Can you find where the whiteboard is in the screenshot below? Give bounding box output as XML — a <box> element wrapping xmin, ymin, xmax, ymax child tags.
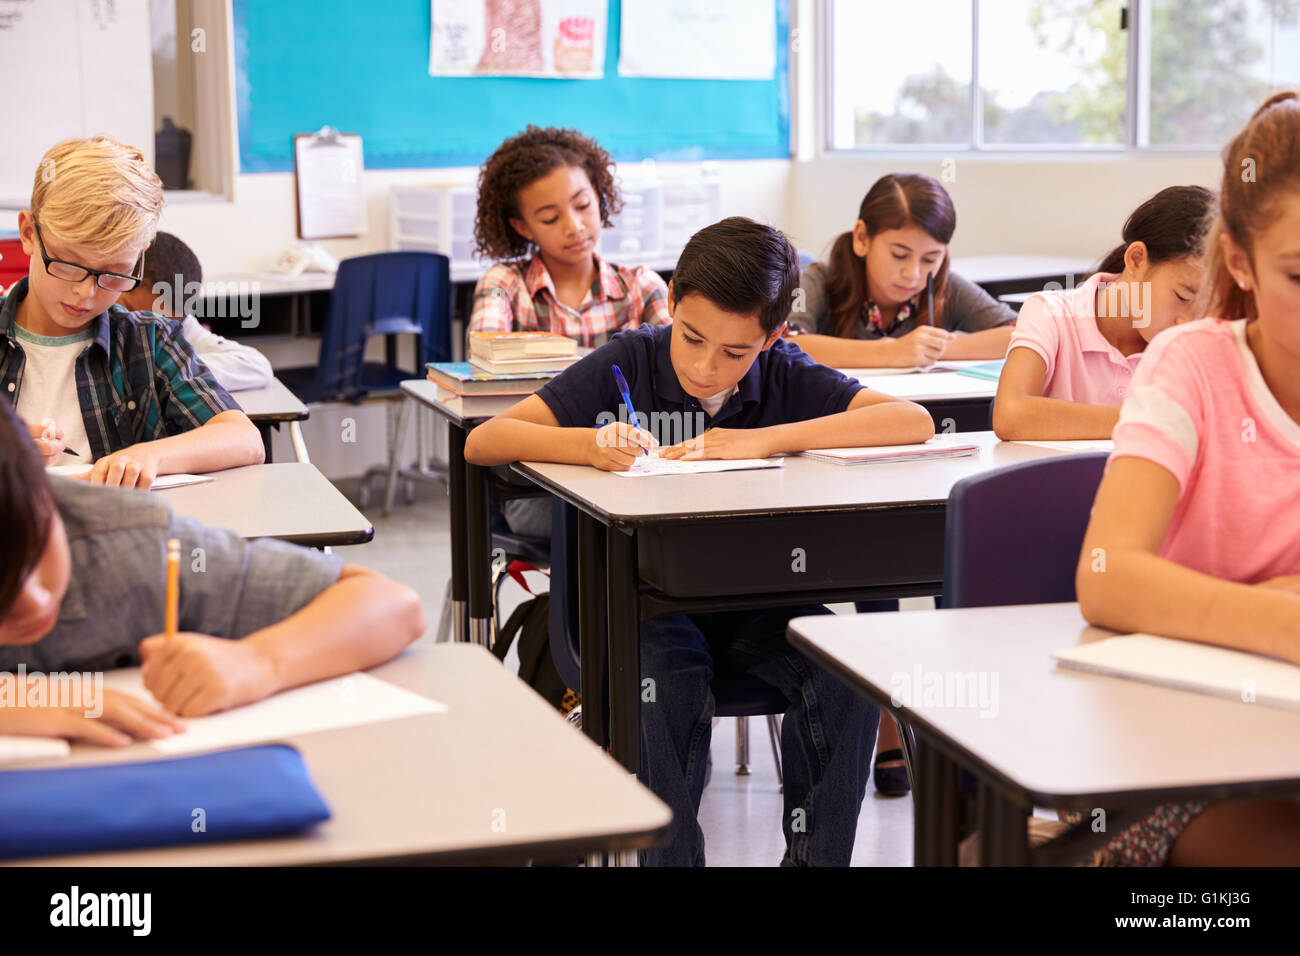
<box><xmin>618</xmin><ymin>0</ymin><xmax>776</xmax><ymax>80</ymax></box>
<box><xmin>0</xmin><ymin>0</ymin><xmax>154</xmax><ymax>207</ymax></box>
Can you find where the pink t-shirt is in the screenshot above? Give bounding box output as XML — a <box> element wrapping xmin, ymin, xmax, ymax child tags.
<box><xmin>1008</xmin><ymin>272</ymin><xmax>1143</xmax><ymax>405</ymax></box>
<box><xmin>1110</xmin><ymin>318</ymin><xmax>1300</xmax><ymax>583</ymax></box>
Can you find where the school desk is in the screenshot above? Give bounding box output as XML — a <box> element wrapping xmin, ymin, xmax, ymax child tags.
<box><xmin>3</xmin><ymin>643</ymin><xmax>672</xmax><ymax>866</ymax></box>
<box><xmin>511</xmin><ymin>433</ymin><xmax>1087</xmax><ymax>792</ymax></box>
<box><xmin>232</xmin><ymin>376</ymin><xmax>311</xmax><ymax>463</ymax></box>
<box><xmin>395</xmin><ymin>378</ymin><xmax>541</xmax><ymax>647</ymax></box>
<box><xmin>848</xmin><ymin>367</ymin><xmax>1000</xmax><ymax>432</ymax></box>
<box><xmin>163</xmin><ymin>462</ymin><xmax>373</xmax><ymax>548</ymax></box>
<box><xmin>787</xmin><ymin>602</ymin><xmax>1300</xmax><ymax>866</ymax></box>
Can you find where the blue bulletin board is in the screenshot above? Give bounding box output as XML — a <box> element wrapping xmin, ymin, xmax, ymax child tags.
<box><xmin>233</xmin><ymin>0</ymin><xmax>790</xmax><ymax>172</ymax></box>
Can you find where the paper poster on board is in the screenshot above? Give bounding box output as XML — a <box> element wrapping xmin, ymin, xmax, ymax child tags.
<box><xmin>618</xmin><ymin>0</ymin><xmax>776</xmax><ymax>80</ymax></box>
<box><xmin>430</xmin><ymin>0</ymin><xmax>606</xmax><ymax>78</ymax></box>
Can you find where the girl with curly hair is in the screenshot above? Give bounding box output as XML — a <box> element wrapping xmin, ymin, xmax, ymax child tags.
<box><xmin>469</xmin><ymin>125</ymin><xmax>670</xmax><ymax>350</ymax></box>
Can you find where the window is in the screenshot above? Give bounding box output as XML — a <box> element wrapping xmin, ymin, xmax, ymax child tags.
<box><xmin>1142</xmin><ymin>0</ymin><xmax>1300</xmax><ymax>148</ymax></box>
<box><xmin>150</xmin><ymin>0</ymin><xmax>234</xmax><ymax>196</ymax></box>
<box><xmin>826</xmin><ymin>0</ymin><xmax>1300</xmax><ymax>153</ymax></box>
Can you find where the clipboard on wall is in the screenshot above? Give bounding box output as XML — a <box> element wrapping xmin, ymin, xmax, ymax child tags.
<box><xmin>292</xmin><ymin>127</ymin><xmax>366</xmax><ymax>239</ymax></box>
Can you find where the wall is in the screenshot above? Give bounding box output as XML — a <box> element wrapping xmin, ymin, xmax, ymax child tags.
<box><xmin>783</xmin><ymin>153</ymin><xmax>1223</xmax><ymax>264</ymax></box>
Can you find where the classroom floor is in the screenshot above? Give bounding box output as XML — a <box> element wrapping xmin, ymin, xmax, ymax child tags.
<box><xmin>334</xmin><ymin>491</ymin><xmax>916</xmax><ymax>867</ymax></box>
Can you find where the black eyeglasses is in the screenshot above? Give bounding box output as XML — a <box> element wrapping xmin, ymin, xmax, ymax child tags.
<box><xmin>31</xmin><ymin>219</ymin><xmax>144</xmax><ymax>293</ymax></box>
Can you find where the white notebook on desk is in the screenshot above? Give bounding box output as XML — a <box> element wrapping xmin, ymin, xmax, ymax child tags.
<box><xmin>99</xmin><ymin>669</ymin><xmax>445</xmax><ymax>755</ymax></box>
<box><xmin>613</xmin><ymin>451</ymin><xmax>783</xmax><ymax>478</ymax></box>
<box><xmin>1012</xmin><ymin>440</ymin><xmax>1114</xmax><ymax>453</ymax></box>
<box><xmin>0</xmin><ymin>736</ymin><xmax>71</xmax><ymax>767</ymax></box>
<box><xmin>1053</xmin><ymin>634</ymin><xmax>1300</xmax><ymax>712</ymax></box>
<box><xmin>800</xmin><ymin>440</ymin><xmax>980</xmax><ymax>465</ymax></box>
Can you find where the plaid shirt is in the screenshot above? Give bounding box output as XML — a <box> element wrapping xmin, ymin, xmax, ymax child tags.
<box><xmin>0</xmin><ymin>278</ymin><xmax>237</xmax><ymax>461</ymax></box>
<box><xmin>469</xmin><ymin>253</ymin><xmax>670</xmax><ymax>348</ymax></box>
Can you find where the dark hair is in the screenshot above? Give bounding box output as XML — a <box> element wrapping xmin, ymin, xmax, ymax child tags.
<box><xmin>0</xmin><ymin>396</ymin><xmax>55</xmax><ymax>619</ymax></box>
<box><xmin>671</xmin><ymin>217</ymin><xmax>800</xmax><ymax>336</ymax></box>
<box><xmin>824</xmin><ymin>174</ymin><xmax>956</xmax><ymax>339</ymax></box>
<box><xmin>141</xmin><ymin>231</ymin><xmax>203</xmax><ymax>290</ymax></box>
<box><xmin>1095</xmin><ymin>185</ymin><xmax>1216</xmax><ymax>276</ymax></box>
<box><xmin>473</xmin><ymin>125</ymin><xmax>622</xmax><ymax>261</ymax></box>
<box><xmin>1200</xmin><ymin>91</ymin><xmax>1300</xmax><ymax>320</ymax></box>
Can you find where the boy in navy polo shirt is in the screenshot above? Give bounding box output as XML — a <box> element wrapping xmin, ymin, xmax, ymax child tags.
<box><xmin>466</xmin><ymin>217</ymin><xmax>934</xmax><ymax>865</ymax></box>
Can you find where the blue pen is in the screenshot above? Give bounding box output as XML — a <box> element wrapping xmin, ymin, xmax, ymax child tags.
<box><xmin>611</xmin><ymin>364</ymin><xmax>648</xmax><ymax>456</ymax></box>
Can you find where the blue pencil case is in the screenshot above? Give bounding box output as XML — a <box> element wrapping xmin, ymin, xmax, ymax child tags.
<box><xmin>0</xmin><ymin>744</ymin><xmax>331</xmax><ymax>860</ymax></box>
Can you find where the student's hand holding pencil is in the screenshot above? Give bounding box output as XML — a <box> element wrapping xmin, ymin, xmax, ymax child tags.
<box><xmin>138</xmin><ymin>632</ymin><xmax>279</xmax><ymax>717</ymax></box>
<box><xmin>589</xmin><ymin>420</ymin><xmax>659</xmax><ymax>472</ymax></box>
<box><xmin>26</xmin><ymin>421</ymin><xmax>67</xmax><ymax>466</ymax></box>
<box><xmin>890</xmin><ymin>326</ymin><xmax>955</xmax><ymax>367</ymax></box>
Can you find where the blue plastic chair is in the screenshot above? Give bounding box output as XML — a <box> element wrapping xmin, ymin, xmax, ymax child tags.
<box><xmin>943</xmin><ymin>453</ymin><xmax>1110</xmax><ymax>608</ymax></box>
<box><xmin>279</xmin><ymin>252</ymin><xmax>453</xmax><ymax>404</ymax></box>
<box><xmin>548</xmin><ymin>499</ymin><xmax>787</xmax><ymax>781</ymax></box>
<box><xmin>918</xmin><ymin>451</ymin><xmax>1110</xmax><ymax>837</ymax></box>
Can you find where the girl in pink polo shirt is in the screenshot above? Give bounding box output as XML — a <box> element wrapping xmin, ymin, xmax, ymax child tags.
<box><xmin>993</xmin><ymin>186</ymin><xmax>1214</xmax><ymax>440</ymax></box>
<box><xmin>1077</xmin><ymin>92</ymin><xmax>1300</xmax><ymax>865</ymax></box>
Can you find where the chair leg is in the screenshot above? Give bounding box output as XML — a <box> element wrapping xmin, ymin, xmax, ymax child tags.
<box><xmin>895</xmin><ymin>715</ymin><xmax>918</xmax><ymax>795</ymax></box>
<box><xmin>436</xmin><ymin>578</ymin><xmax>453</xmax><ymax>643</ymax></box>
<box><xmin>766</xmin><ymin>714</ymin><xmax>783</xmax><ymax>790</ymax></box>
<box><xmin>383</xmin><ymin>396</ymin><xmax>413</xmax><ymax>516</ymax></box>
<box><xmin>491</xmin><ymin>561</ymin><xmax>508</xmax><ymax>649</ymax></box>
<box><xmin>735</xmin><ymin>716</ymin><xmax>750</xmax><ymax>775</ymax></box>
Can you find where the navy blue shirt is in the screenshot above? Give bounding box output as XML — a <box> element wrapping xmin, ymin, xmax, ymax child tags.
<box><xmin>537</xmin><ymin>324</ymin><xmax>864</xmax><ymax>446</ymax></box>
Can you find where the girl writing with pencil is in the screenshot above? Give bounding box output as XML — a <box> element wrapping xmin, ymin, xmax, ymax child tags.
<box><xmin>785</xmin><ymin>173</ymin><xmax>1016</xmax><ymax>368</ymax></box>
<box><xmin>1077</xmin><ymin>92</ymin><xmax>1300</xmax><ymax>864</ymax></box>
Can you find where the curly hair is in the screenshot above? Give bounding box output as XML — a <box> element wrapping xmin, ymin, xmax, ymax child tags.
<box><xmin>473</xmin><ymin>125</ymin><xmax>622</xmax><ymax>261</ymax></box>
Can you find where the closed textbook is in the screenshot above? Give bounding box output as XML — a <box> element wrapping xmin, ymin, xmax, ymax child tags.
<box><xmin>426</xmin><ymin>361</ymin><xmax>555</xmax><ymax>396</ymax></box>
<box><xmin>469</xmin><ymin>331</ymin><xmax>577</xmax><ymax>360</ymax></box>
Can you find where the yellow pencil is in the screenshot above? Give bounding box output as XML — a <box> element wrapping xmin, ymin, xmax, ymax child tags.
<box><xmin>165</xmin><ymin>538</ymin><xmax>180</xmax><ymax>640</ymax></box>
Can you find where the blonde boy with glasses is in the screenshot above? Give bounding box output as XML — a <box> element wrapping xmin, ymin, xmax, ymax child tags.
<box><xmin>0</xmin><ymin>137</ymin><xmax>263</xmax><ymax>488</ymax></box>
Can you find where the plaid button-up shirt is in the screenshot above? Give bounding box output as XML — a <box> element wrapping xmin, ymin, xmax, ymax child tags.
<box><xmin>468</xmin><ymin>253</ymin><xmax>670</xmax><ymax>349</ymax></box>
<box><xmin>0</xmin><ymin>278</ymin><xmax>237</xmax><ymax>461</ymax></box>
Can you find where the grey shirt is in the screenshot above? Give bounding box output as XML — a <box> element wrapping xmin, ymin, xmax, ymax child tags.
<box><xmin>786</xmin><ymin>262</ymin><xmax>1017</xmax><ymax>339</ymax></box>
<box><xmin>1</xmin><ymin>477</ymin><xmax>344</xmax><ymax>673</ymax></box>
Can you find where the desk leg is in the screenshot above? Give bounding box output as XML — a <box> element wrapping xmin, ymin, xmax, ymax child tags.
<box><xmin>259</xmin><ymin>423</ymin><xmax>274</xmax><ymax>464</ymax></box>
<box><xmin>605</xmin><ymin>527</ymin><xmax>641</xmax><ymax>777</ymax></box>
<box><xmin>977</xmin><ymin>781</ymin><xmax>1030</xmax><ymax>866</ymax></box>
<box><xmin>577</xmin><ymin>512</ymin><xmax>608</xmax><ymax>749</ymax></box>
<box><xmin>288</xmin><ymin>421</ymin><xmax>311</xmax><ymax>464</ymax></box>
<box><xmin>447</xmin><ymin>424</ymin><xmax>469</xmax><ymax>643</ymax></box>
<box><xmin>466</xmin><ymin>459</ymin><xmax>493</xmax><ymax>649</ymax></box>
<box><xmin>912</xmin><ymin>734</ymin><xmax>959</xmax><ymax>866</ymax></box>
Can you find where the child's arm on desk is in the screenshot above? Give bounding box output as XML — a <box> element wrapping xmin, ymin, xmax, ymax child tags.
<box><xmin>138</xmin><ymin>564</ymin><xmax>424</xmax><ymax>717</ymax></box>
<box><xmin>88</xmin><ymin>410</ymin><xmax>265</xmax><ymax>489</ymax></box>
<box><xmin>661</xmin><ymin>389</ymin><xmax>935</xmax><ymax>460</ymax></box>
<box><xmin>465</xmin><ymin>394</ymin><xmax>658</xmax><ymax>472</ymax></box>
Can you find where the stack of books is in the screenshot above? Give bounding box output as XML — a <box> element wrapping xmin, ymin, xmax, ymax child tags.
<box><xmin>427</xmin><ymin>332</ymin><xmax>582</xmax><ymax>396</ymax></box>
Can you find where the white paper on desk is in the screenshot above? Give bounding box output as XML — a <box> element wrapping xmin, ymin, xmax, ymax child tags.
<box><xmin>100</xmin><ymin>669</ymin><xmax>445</xmax><ymax>755</ymax></box>
<box><xmin>801</xmin><ymin>440</ymin><xmax>980</xmax><ymax>464</ymax></box>
<box><xmin>0</xmin><ymin>735</ymin><xmax>71</xmax><ymax>766</ymax></box>
<box><xmin>1013</xmin><ymin>440</ymin><xmax>1115</xmax><ymax>453</ymax></box>
<box><xmin>150</xmin><ymin>473</ymin><xmax>217</xmax><ymax>490</ymax></box>
<box><xmin>1053</xmin><ymin>634</ymin><xmax>1300</xmax><ymax>712</ymax></box>
<box><xmin>613</xmin><ymin>450</ymin><xmax>784</xmax><ymax>478</ymax></box>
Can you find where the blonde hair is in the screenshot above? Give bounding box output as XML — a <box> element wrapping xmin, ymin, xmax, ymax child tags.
<box><xmin>1198</xmin><ymin>91</ymin><xmax>1300</xmax><ymax>321</ymax></box>
<box><xmin>29</xmin><ymin>136</ymin><xmax>164</xmax><ymax>257</ymax></box>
